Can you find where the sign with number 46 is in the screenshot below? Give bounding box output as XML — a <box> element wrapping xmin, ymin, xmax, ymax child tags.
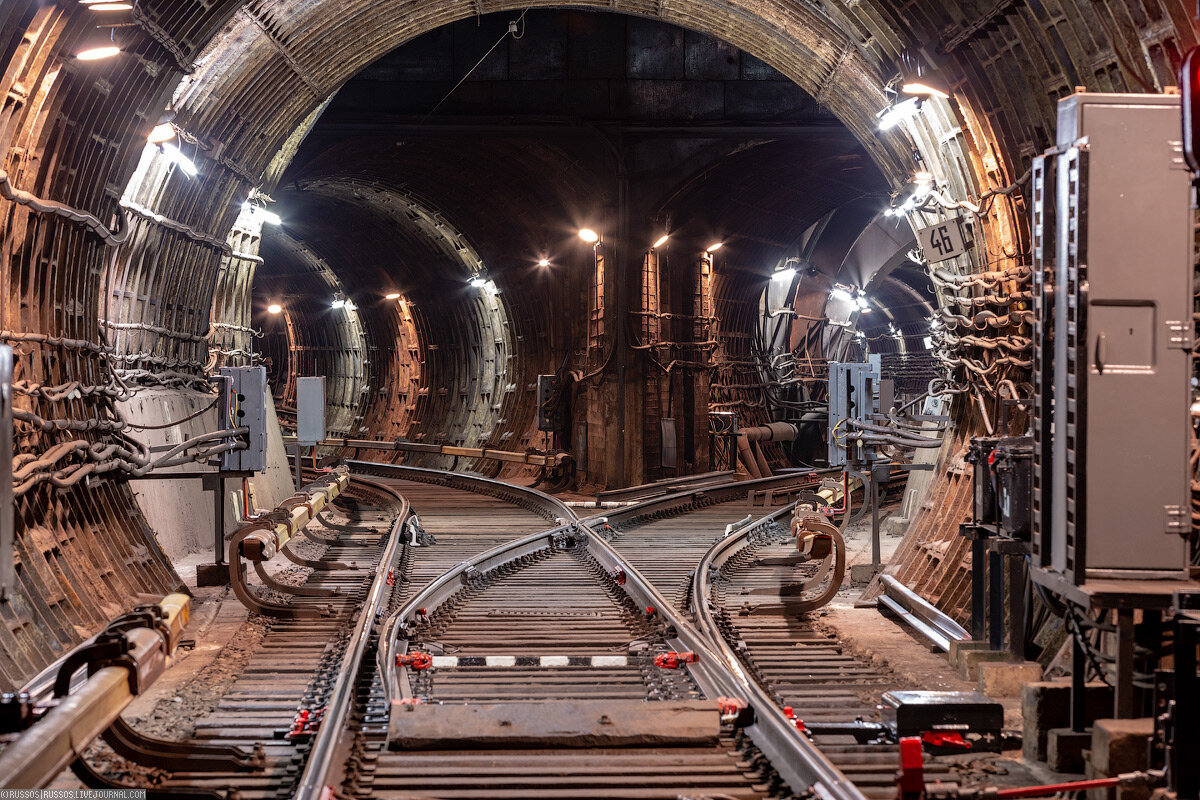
<box><xmin>916</xmin><ymin>217</ymin><xmax>969</xmax><ymax>264</ymax></box>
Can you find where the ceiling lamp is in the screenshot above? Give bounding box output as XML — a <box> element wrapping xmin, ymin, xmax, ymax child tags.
<box><xmin>877</xmin><ymin>98</ymin><xmax>920</xmax><ymax>131</ymax></box>
<box><xmin>385</xmin><ymin>292</ymin><xmax>402</xmax><ymax>300</ymax></box>
<box><xmin>469</xmin><ymin>276</ymin><xmax>488</xmax><ymax>288</ymax></box>
<box><xmin>537</xmin><ymin>258</ymin><xmax>550</xmax><ymax>267</ymax></box>
<box><xmin>705</xmin><ymin>241</ymin><xmax>723</xmax><ymax>253</ymax></box>
<box><xmin>578</xmin><ymin>228</ymin><xmax>600</xmax><ymax>244</ymax></box>
<box><xmin>652</xmin><ymin>234</ymin><xmax>669</xmax><ymax>249</ymax></box>
<box><xmin>267</xmin><ymin>303</ymin><xmax>282</xmax><ymax>314</ymax></box>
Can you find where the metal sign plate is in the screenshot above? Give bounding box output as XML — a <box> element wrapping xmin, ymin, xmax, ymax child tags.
<box><xmin>917</xmin><ymin>217</ymin><xmax>968</xmax><ymax>263</ymax></box>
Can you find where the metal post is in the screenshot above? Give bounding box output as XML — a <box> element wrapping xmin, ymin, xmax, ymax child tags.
<box><xmin>1174</xmin><ymin>612</ymin><xmax>1199</xmax><ymax>800</ymax></box>
<box><xmin>870</xmin><ymin>472</ymin><xmax>881</xmax><ymax>570</ymax></box>
<box><xmin>1115</xmin><ymin>608</ymin><xmax>1135</xmax><ymax>719</ymax></box>
<box><xmin>988</xmin><ymin>550</ymin><xmax>1004</xmax><ymax>650</ymax></box>
<box><xmin>294</xmin><ymin>445</ymin><xmax>304</xmax><ymax>492</ymax></box>
<box><xmin>1007</xmin><ymin>552</ymin><xmax>1026</xmax><ymax>663</ymax></box>
<box><xmin>1071</xmin><ymin>632</ymin><xmax>1087</xmax><ymax>732</ymax></box>
<box><xmin>212</xmin><ymin>475</ymin><xmax>225</xmax><ymax>566</ymax></box>
<box><xmin>971</xmin><ymin>535</ymin><xmax>986</xmax><ymax>641</ymax></box>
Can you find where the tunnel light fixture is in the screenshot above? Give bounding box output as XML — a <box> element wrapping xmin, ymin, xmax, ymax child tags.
<box><xmin>162</xmin><ymin>143</ymin><xmax>197</xmax><ymax>177</ymax></box>
<box><xmin>831</xmin><ymin>286</ymin><xmax>854</xmax><ymax>302</ymax></box>
<box><xmin>331</xmin><ymin>299</ymin><xmax>346</xmax><ymax>309</ymax></box>
<box><xmin>537</xmin><ymin>258</ymin><xmax>551</xmax><ymax>268</ymax></box>
<box><xmin>242</xmin><ymin>201</ymin><xmax>281</xmax><ymax>225</ymax></box>
<box><xmin>877</xmin><ymin>98</ymin><xmax>920</xmax><ymax>131</ymax></box>
<box><xmin>76</xmin><ymin>44</ymin><xmax>121</xmax><ymax>61</ymax></box>
<box><xmin>385</xmin><ymin>292</ymin><xmax>402</xmax><ymax>300</ymax></box>
<box><xmin>855</xmin><ymin>293</ymin><xmax>872</xmax><ymax>312</ymax></box>
<box><xmin>578</xmin><ymin>228</ymin><xmax>600</xmax><ymax>244</ymax></box>
<box><xmin>705</xmin><ymin>241</ymin><xmax>723</xmax><ymax>253</ymax></box>
<box><xmin>912</xmin><ymin>171</ymin><xmax>934</xmax><ymax>185</ymax></box>
<box><xmin>771</xmin><ymin>267</ymin><xmax>797</xmax><ymax>283</ymax></box>
<box><xmin>147</xmin><ymin>122</ymin><xmax>175</xmax><ymax>144</ymax></box>
<box><xmin>87</xmin><ymin>3</ymin><xmax>134</xmax><ymax>10</ymax></box>
<box><xmin>652</xmin><ymin>234</ymin><xmax>669</xmax><ymax>249</ymax></box>
<box><xmin>267</xmin><ymin>303</ymin><xmax>283</xmax><ymax>315</ymax></box>
<box><xmin>469</xmin><ymin>276</ymin><xmax>488</xmax><ymax>288</ymax></box>
<box><xmin>901</xmin><ymin>80</ymin><xmax>950</xmax><ymax>100</ymax></box>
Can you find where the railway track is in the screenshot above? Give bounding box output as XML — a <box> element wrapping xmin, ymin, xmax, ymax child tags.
<box><xmin>22</xmin><ymin>464</ymin><xmax>936</xmax><ymax>800</ymax></box>
<box><xmin>692</xmin><ymin>506</ymin><xmax>957</xmax><ymax>800</ymax></box>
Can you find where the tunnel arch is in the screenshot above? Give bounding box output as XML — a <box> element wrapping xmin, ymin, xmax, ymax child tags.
<box><xmin>1</xmin><ymin>0</ymin><xmax>1193</xmax><ymax>686</ymax></box>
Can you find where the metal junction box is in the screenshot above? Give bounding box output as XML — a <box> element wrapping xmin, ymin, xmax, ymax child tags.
<box><xmin>296</xmin><ymin>376</ymin><xmax>327</xmax><ymax>445</ymax></box>
<box><xmin>219</xmin><ymin>366</ymin><xmax>268</xmax><ymax>472</ymax></box>
<box><xmin>1031</xmin><ymin>92</ymin><xmax>1191</xmax><ymax>585</ymax></box>
<box><xmin>827</xmin><ymin>360</ymin><xmax>880</xmax><ymax>467</ymax></box>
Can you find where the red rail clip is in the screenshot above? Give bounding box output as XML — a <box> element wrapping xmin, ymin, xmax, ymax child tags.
<box><xmin>921</xmin><ymin>731</ymin><xmax>970</xmax><ymax>750</ymax></box>
<box><xmin>717</xmin><ymin>696</ymin><xmax>748</xmax><ymax>723</ymax></box>
<box><xmin>654</xmin><ymin>651</ymin><xmax>698</xmax><ymax>669</ymax></box>
<box><xmin>386</xmin><ymin>568</ymin><xmax>395</xmax><ymax>586</ymax></box>
<box><xmin>645</xmin><ymin>606</ymin><xmax>656</xmax><ymax>617</ymax></box>
<box><xmin>612</xmin><ymin>568</ymin><xmax>626</xmax><ymax>586</ymax></box>
<box><xmin>396</xmin><ymin>652</ymin><xmax>433</xmax><ymax>670</ymax></box>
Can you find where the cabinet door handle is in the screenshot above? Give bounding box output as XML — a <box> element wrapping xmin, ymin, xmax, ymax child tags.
<box><xmin>1095</xmin><ymin>331</ymin><xmax>1106</xmax><ymax>374</ymax></box>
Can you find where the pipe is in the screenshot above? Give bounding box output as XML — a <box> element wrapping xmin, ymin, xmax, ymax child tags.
<box><xmin>736</xmin><ymin>435</ymin><xmax>761</xmax><ymax>479</ymax></box>
<box><xmin>752</xmin><ymin>441</ymin><xmax>772</xmax><ymax>479</ymax></box>
<box><xmin>741</xmin><ymin>422</ymin><xmax>799</xmax><ymax>443</ymax></box>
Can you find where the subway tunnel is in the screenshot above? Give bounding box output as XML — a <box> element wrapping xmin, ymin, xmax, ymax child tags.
<box><xmin>1</xmin><ymin>1</ymin><xmax>1198</xmax><ymax>797</ymax></box>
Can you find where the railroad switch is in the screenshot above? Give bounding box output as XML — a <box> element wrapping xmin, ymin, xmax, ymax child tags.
<box><xmin>396</xmin><ymin>652</ymin><xmax>433</xmax><ymax>670</ymax></box>
<box><xmin>717</xmin><ymin>696</ymin><xmax>752</xmax><ymax>726</ymax></box>
<box><xmin>654</xmin><ymin>651</ymin><xmax>698</xmax><ymax>669</ymax></box>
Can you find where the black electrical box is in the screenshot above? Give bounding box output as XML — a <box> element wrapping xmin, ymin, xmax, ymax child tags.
<box><xmin>536</xmin><ymin>374</ymin><xmax>562</xmax><ymax>432</ymax></box>
<box><xmin>993</xmin><ymin>436</ymin><xmax>1033</xmax><ymax>539</ymax></box>
<box><xmin>966</xmin><ymin>437</ymin><xmax>1001</xmax><ymax>526</ymax></box>
<box><xmin>880</xmin><ymin>690</ymin><xmax>1003</xmax><ymax>743</ymax></box>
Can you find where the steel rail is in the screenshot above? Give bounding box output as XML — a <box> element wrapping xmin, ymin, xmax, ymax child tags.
<box><xmin>292</xmin><ymin>479</ymin><xmax>411</xmax><ymax>800</ymax></box>
<box><xmin>346</xmin><ymin>460</ymin><xmax>578</xmax><ymax>524</ymax></box>
<box><xmin>370</xmin><ymin>474</ymin><xmax>866</xmax><ymax>799</ymax></box>
<box><xmin>688</xmin><ymin>503</ymin><xmax>873</xmax><ymax>800</ymax></box>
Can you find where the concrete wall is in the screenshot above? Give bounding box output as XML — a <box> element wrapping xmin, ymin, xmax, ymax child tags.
<box><xmin>117</xmin><ymin>389</ymin><xmax>296</xmax><ymax>565</ymax></box>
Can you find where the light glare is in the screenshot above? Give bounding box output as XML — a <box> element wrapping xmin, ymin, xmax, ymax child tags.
<box><xmin>76</xmin><ymin>45</ymin><xmax>121</xmax><ymax>61</ymax></box>
<box><xmin>385</xmin><ymin>292</ymin><xmax>402</xmax><ymax>300</ymax></box>
<box><xmin>267</xmin><ymin>303</ymin><xmax>282</xmax><ymax>314</ymax></box>
<box><xmin>652</xmin><ymin>234</ymin><xmax>669</xmax><ymax>249</ymax></box>
<box><xmin>771</xmin><ymin>267</ymin><xmax>797</xmax><ymax>283</ymax></box>
<box><xmin>705</xmin><ymin>242</ymin><xmax>723</xmax><ymax>253</ymax></box>
<box><xmin>902</xmin><ymin>81</ymin><xmax>950</xmax><ymax>99</ymax></box>
<box><xmin>162</xmin><ymin>144</ymin><xmax>197</xmax><ymax>176</ymax></box>
<box><xmin>578</xmin><ymin>228</ymin><xmax>599</xmax><ymax>244</ymax></box>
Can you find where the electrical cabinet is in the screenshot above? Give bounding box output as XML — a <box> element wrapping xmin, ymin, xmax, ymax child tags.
<box><xmin>536</xmin><ymin>374</ymin><xmax>562</xmax><ymax>432</ymax></box>
<box><xmin>219</xmin><ymin>366</ymin><xmax>268</xmax><ymax>472</ymax></box>
<box><xmin>1032</xmin><ymin>92</ymin><xmax>1191</xmax><ymax>584</ymax></box>
<box><xmin>827</xmin><ymin>360</ymin><xmax>880</xmax><ymax>467</ymax></box>
<box><xmin>296</xmin><ymin>376</ymin><xmax>327</xmax><ymax>445</ymax></box>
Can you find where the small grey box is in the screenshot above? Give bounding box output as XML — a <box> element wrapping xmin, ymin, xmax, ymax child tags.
<box><xmin>296</xmin><ymin>376</ymin><xmax>327</xmax><ymax>445</ymax></box>
<box><xmin>219</xmin><ymin>366</ymin><xmax>267</xmax><ymax>472</ymax></box>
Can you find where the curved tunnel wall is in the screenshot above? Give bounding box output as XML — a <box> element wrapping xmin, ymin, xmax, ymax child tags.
<box><xmin>0</xmin><ymin>0</ymin><xmax>1194</xmax><ymax>686</ymax></box>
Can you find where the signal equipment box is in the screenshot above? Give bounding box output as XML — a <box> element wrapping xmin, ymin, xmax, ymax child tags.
<box><xmin>1031</xmin><ymin>92</ymin><xmax>1192</xmax><ymax>585</ymax></box>
<box><xmin>218</xmin><ymin>366</ymin><xmax>268</xmax><ymax>473</ymax></box>
<box><xmin>827</xmin><ymin>360</ymin><xmax>881</xmax><ymax>467</ymax></box>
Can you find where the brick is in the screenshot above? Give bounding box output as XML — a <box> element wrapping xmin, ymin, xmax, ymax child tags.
<box><xmin>1022</xmin><ymin>681</ymin><xmax>1114</xmax><ymax>762</ymax></box>
<box><xmin>978</xmin><ymin>661</ymin><xmax>1043</xmax><ymax>697</ymax></box>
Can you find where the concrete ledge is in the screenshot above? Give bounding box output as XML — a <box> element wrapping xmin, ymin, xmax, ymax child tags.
<box><xmin>388</xmin><ymin>700</ymin><xmax>720</xmax><ymax>749</ymax></box>
<box><xmin>1047</xmin><ymin>727</ymin><xmax>1092</xmax><ymax>773</ymax></box>
<box><xmin>978</xmin><ymin>661</ymin><xmax>1043</xmax><ymax>697</ymax></box>
<box><xmin>1022</xmin><ymin>681</ymin><xmax>1114</xmax><ymax>762</ymax></box>
<box><xmin>1087</xmin><ymin>718</ymin><xmax>1154</xmax><ymax>800</ymax></box>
